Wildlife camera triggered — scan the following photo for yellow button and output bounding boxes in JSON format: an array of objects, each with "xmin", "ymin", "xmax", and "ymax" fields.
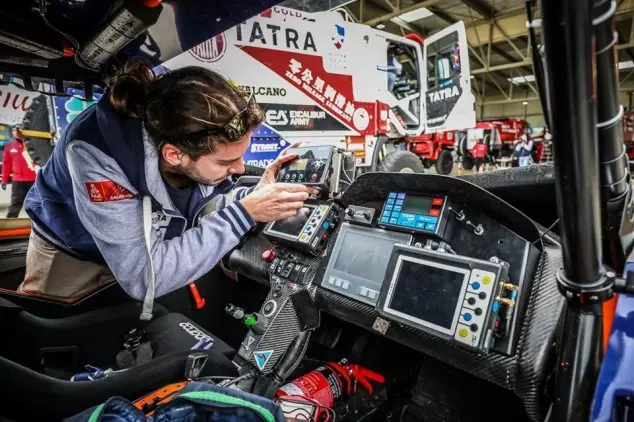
[
  {"xmin": 482, "ymin": 276, "xmax": 492, "ymax": 285},
  {"xmin": 459, "ymin": 328, "xmax": 468, "ymax": 338}
]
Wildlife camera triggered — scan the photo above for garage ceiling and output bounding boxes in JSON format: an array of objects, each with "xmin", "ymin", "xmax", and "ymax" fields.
[{"xmin": 338, "ymin": 0, "xmax": 634, "ymax": 105}]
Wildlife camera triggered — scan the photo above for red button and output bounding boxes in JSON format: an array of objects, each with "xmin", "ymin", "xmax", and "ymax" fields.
[
  {"xmin": 430, "ymin": 209, "xmax": 440, "ymax": 217},
  {"xmin": 495, "ymin": 320, "xmax": 500, "ymax": 328},
  {"xmin": 261, "ymin": 249, "xmax": 276, "ymax": 262},
  {"xmin": 432, "ymin": 198, "xmax": 444, "ymax": 206}
]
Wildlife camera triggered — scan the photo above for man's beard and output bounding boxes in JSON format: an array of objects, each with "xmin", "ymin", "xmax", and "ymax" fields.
[{"xmin": 174, "ymin": 162, "xmax": 224, "ymax": 186}]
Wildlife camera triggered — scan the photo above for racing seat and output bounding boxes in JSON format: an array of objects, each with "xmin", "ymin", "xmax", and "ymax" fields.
[{"xmin": 0, "ymin": 298, "xmax": 238, "ymax": 421}]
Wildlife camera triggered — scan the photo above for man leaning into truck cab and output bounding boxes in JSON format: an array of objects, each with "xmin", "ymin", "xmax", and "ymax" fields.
[{"xmin": 18, "ymin": 62, "xmax": 314, "ymax": 316}]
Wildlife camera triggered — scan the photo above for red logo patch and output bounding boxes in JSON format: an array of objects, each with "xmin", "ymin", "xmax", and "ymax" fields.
[
  {"xmin": 85, "ymin": 181, "xmax": 135, "ymax": 203},
  {"xmin": 189, "ymin": 34, "xmax": 226, "ymax": 63}
]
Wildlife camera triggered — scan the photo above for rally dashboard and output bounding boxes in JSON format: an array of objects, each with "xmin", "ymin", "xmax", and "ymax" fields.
[{"xmin": 226, "ymin": 168, "xmax": 563, "ymax": 421}]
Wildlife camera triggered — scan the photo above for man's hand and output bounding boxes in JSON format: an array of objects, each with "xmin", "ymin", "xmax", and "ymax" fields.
[
  {"xmin": 240, "ymin": 183, "xmax": 316, "ymax": 222},
  {"xmin": 1, "ymin": 184, "xmax": 5, "ymax": 191},
  {"xmin": 256, "ymin": 142, "xmax": 301, "ymax": 188}
]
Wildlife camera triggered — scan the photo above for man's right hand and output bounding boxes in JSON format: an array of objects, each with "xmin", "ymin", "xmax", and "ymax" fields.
[
  {"xmin": 1, "ymin": 184, "xmax": 5, "ymax": 191},
  {"xmin": 240, "ymin": 183, "xmax": 317, "ymax": 222}
]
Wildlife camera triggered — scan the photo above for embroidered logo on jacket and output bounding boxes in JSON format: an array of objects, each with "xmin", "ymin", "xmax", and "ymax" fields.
[{"xmin": 85, "ymin": 181, "xmax": 135, "ymax": 203}]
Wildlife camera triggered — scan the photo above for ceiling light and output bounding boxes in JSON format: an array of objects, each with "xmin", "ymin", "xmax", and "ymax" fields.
[
  {"xmin": 522, "ymin": 101, "xmax": 529, "ymax": 105},
  {"xmin": 376, "ymin": 23, "xmax": 386, "ymax": 29},
  {"xmin": 397, "ymin": 7, "xmax": 434, "ymax": 23}
]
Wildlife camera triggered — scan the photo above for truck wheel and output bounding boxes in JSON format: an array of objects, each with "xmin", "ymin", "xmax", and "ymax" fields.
[
  {"xmin": 462, "ymin": 156, "xmax": 474, "ymax": 170},
  {"xmin": 22, "ymin": 95, "xmax": 54, "ymax": 167},
  {"xmin": 435, "ymin": 149, "xmax": 453, "ymax": 175},
  {"xmin": 379, "ymin": 150, "xmax": 425, "ymax": 173}
]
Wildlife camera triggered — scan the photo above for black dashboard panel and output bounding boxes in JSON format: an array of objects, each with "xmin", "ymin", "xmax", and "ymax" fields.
[{"xmin": 227, "ymin": 171, "xmax": 563, "ymax": 422}]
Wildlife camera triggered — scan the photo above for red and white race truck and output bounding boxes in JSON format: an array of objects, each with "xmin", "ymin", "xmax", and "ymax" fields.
[{"xmin": 159, "ymin": 5, "xmax": 476, "ymax": 175}]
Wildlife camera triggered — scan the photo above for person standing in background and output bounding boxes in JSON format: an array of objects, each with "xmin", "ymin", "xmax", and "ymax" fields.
[
  {"xmin": 471, "ymin": 138, "xmax": 488, "ymax": 173},
  {"xmin": 518, "ymin": 134, "xmax": 534, "ymax": 167},
  {"xmin": 1, "ymin": 124, "xmax": 37, "ymax": 218}
]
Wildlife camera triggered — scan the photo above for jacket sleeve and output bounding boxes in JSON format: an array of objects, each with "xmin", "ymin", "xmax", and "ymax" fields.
[
  {"xmin": 65, "ymin": 141, "xmax": 256, "ymax": 301},
  {"xmin": 1, "ymin": 143, "xmax": 12, "ymax": 184}
]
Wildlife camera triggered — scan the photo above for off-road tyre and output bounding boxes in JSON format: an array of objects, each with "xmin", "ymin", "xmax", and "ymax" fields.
[
  {"xmin": 378, "ymin": 150, "xmax": 425, "ymax": 173},
  {"xmin": 435, "ymin": 149, "xmax": 454, "ymax": 175},
  {"xmin": 22, "ymin": 95, "xmax": 53, "ymax": 167},
  {"xmin": 462, "ymin": 156, "xmax": 474, "ymax": 170}
]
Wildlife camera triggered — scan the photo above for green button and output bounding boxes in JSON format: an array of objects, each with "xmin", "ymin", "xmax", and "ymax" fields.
[
  {"xmin": 245, "ymin": 315, "xmax": 256, "ymax": 326},
  {"xmin": 459, "ymin": 328, "xmax": 468, "ymax": 338}
]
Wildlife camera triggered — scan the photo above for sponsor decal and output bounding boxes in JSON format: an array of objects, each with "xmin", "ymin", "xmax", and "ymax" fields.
[
  {"xmin": 0, "ymin": 84, "xmax": 33, "ymax": 124},
  {"xmin": 179, "ymin": 322, "xmax": 215, "ymax": 344},
  {"xmin": 189, "ymin": 34, "xmax": 227, "ymax": 62},
  {"xmin": 332, "ymin": 25, "xmax": 345, "ymax": 49},
  {"xmin": 261, "ymin": 103, "xmax": 348, "ymax": 131},
  {"xmin": 85, "ymin": 181, "xmax": 135, "ymax": 203},
  {"xmin": 241, "ymin": 85, "xmax": 287, "ymax": 97},
  {"xmin": 237, "ymin": 46, "xmax": 375, "ymax": 134},
  {"xmin": 254, "ymin": 350, "xmax": 274, "ymax": 370},
  {"xmin": 236, "ymin": 21, "xmax": 317, "ymax": 52}
]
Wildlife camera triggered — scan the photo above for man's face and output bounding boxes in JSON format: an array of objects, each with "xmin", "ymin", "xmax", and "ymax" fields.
[{"xmin": 170, "ymin": 134, "xmax": 251, "ymax": 186}]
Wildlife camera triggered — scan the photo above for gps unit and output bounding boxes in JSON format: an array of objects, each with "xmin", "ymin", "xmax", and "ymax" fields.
[
  {"xmin": 376, "ymin": 244, "xmax": 508, "ymax": 353},
  {"xmin": 263, "ymin": 200, "xmax": 339, "ymax": 255},
  {"xmin": 378, "ymin": 192, "xmax": 449, "ymax": 235},
  {"xmin": 276, "ymin": 146, "xmax": 334, "ymax": 189},
  {"xmin": 320, "ymin": 223, "xmax": 413, "ymax": 306}
]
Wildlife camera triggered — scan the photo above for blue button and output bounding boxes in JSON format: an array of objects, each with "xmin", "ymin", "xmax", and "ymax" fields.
[
  {"xmin": 389, "ymin": 218, "xmax": 398, "ymax": 224},
  {"xmin": 492, "ymin": 301, "xmax": 500, "ymax": 312},
  {"xmin": 472, "ymin": 281, "xmax": 481, "ymax": 290},
  {"xmin": 383, "ymin": 211, "xmax": 391, "ymax": 218},
  {"xmin": 385, "ymin": 204, "xmax": 393, "ymax": 211},
  {"xmin": 323, "ymin": 222, "xmax": 329, "ymax": 229},
  {"xmin": 396, "ymin": 199, "xmax": 404, "ymax": 206},
  {"xmin": 381, "ymin": 217, "xmax": 389, "ymax": 223},
  {"xmin": 388, "ymin": 193, "xmax": 397, "ymax": 198},
  {"xmin": 305, "ymin": 226, "xmax": 312, "ymax": 231},
  {"xmin": 387, "ymin": 198, "xmax": 395, "ymax": 205},
  {"xmin": 463, "ymin": 313, "xmax": 472, "ymax": 322},
  {"xmin": 425, "ymin": 223, "xmax": 436, "ymax": 231},
  {"xmin": 397, "ymin": 193, "xmax": 406, "ymax": 199},
  {"xmin": 415, "ymin": 222, "xmax": 425, "ymax": 229},
  {"xmin": 394, "ymin": 206, "xmax": 402, "ymax": 212},
  {"xmin": 511, "ymin": 290, "xmax": 518, "ymax": 301},
  {"xmin": 392, "ymin": 212, "xmax": 401, "ymax": 219},
  {"xmin": 315, "ymin": 210, "xmax": 321, "ymax": 216}
]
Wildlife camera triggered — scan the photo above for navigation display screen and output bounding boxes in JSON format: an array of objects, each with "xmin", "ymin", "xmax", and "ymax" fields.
[
  {"xmin": 333, "ymin": 231, "xmax": 398, "ymax": 282},
  {"xmin": 386, "ymin": 257, "xmax": 468, "ymax": 333},
  {"xmin": 379, "ymin": 192, "xmax": 445, "ymax": 233},
  {"xmin": 277, "ymin": 146, "xmax": 333, "ymax": 185},
  {"xmin": 268, "ymin": 207, "xmax": 313, "ymax": 238},
  {"xmin": 322, "ymin": 223, "xmax": 412, "ymax": 306}
]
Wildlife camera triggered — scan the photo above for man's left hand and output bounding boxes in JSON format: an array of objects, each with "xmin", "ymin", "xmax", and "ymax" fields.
[{"xmin": 256, "ymin": 142, "xmax": 300, "ymax": 188}]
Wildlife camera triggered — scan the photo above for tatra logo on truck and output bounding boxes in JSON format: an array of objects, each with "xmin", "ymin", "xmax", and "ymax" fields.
[
  {"xmin": 427, "ymin": 85, "xmax": 460, "ymax": 103},
  {"xmin": 189, "ymin": 34, "xmax": 227, "ymax": 62},
  {"xmin": 236, "ymin": 21, "xmax": 317, "ymax": 52}
]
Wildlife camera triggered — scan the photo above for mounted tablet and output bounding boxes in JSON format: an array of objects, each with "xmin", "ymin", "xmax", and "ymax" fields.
[
  {"xmin": 376, "ymin": 244, "xmax": 509, "ymax": 353},
  {"xmin": 276, "ymin": 145, "xmax": 334, "ymax": 190}
]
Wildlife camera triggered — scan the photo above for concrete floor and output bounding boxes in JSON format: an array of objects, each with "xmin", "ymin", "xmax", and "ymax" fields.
[{"xmin": 0, "ymin": 184, "xmax": 28, "ymax": 219}]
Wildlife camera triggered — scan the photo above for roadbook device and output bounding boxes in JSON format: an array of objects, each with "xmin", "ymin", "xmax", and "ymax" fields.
[
  {"xmin": 276, "ymin": 146, "xmax": 335, "ymax": 190},
  {"xmin": 376, "ymin": 244, "xmax": 508, "ymax": 353},
  {"xmin": 263, "ymin": 200, "xmax": 339, "ymax": 255}
]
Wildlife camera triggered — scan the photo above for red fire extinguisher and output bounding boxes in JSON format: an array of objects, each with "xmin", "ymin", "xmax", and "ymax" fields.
[{"xmin": 276, "ymin": 359, "xmax": 384, "ymax": 411}]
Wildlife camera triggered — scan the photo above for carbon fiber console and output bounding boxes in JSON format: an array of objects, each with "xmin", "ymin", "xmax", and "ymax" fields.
[{"xmin": 227, "ymin": 171, "xmax": 563, "ymax": 422}]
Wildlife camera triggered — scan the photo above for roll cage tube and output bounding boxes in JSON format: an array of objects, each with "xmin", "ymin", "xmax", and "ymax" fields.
[{"xmin": 538, "ymin": 0, "xmax": 634, "ymax": 419}]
